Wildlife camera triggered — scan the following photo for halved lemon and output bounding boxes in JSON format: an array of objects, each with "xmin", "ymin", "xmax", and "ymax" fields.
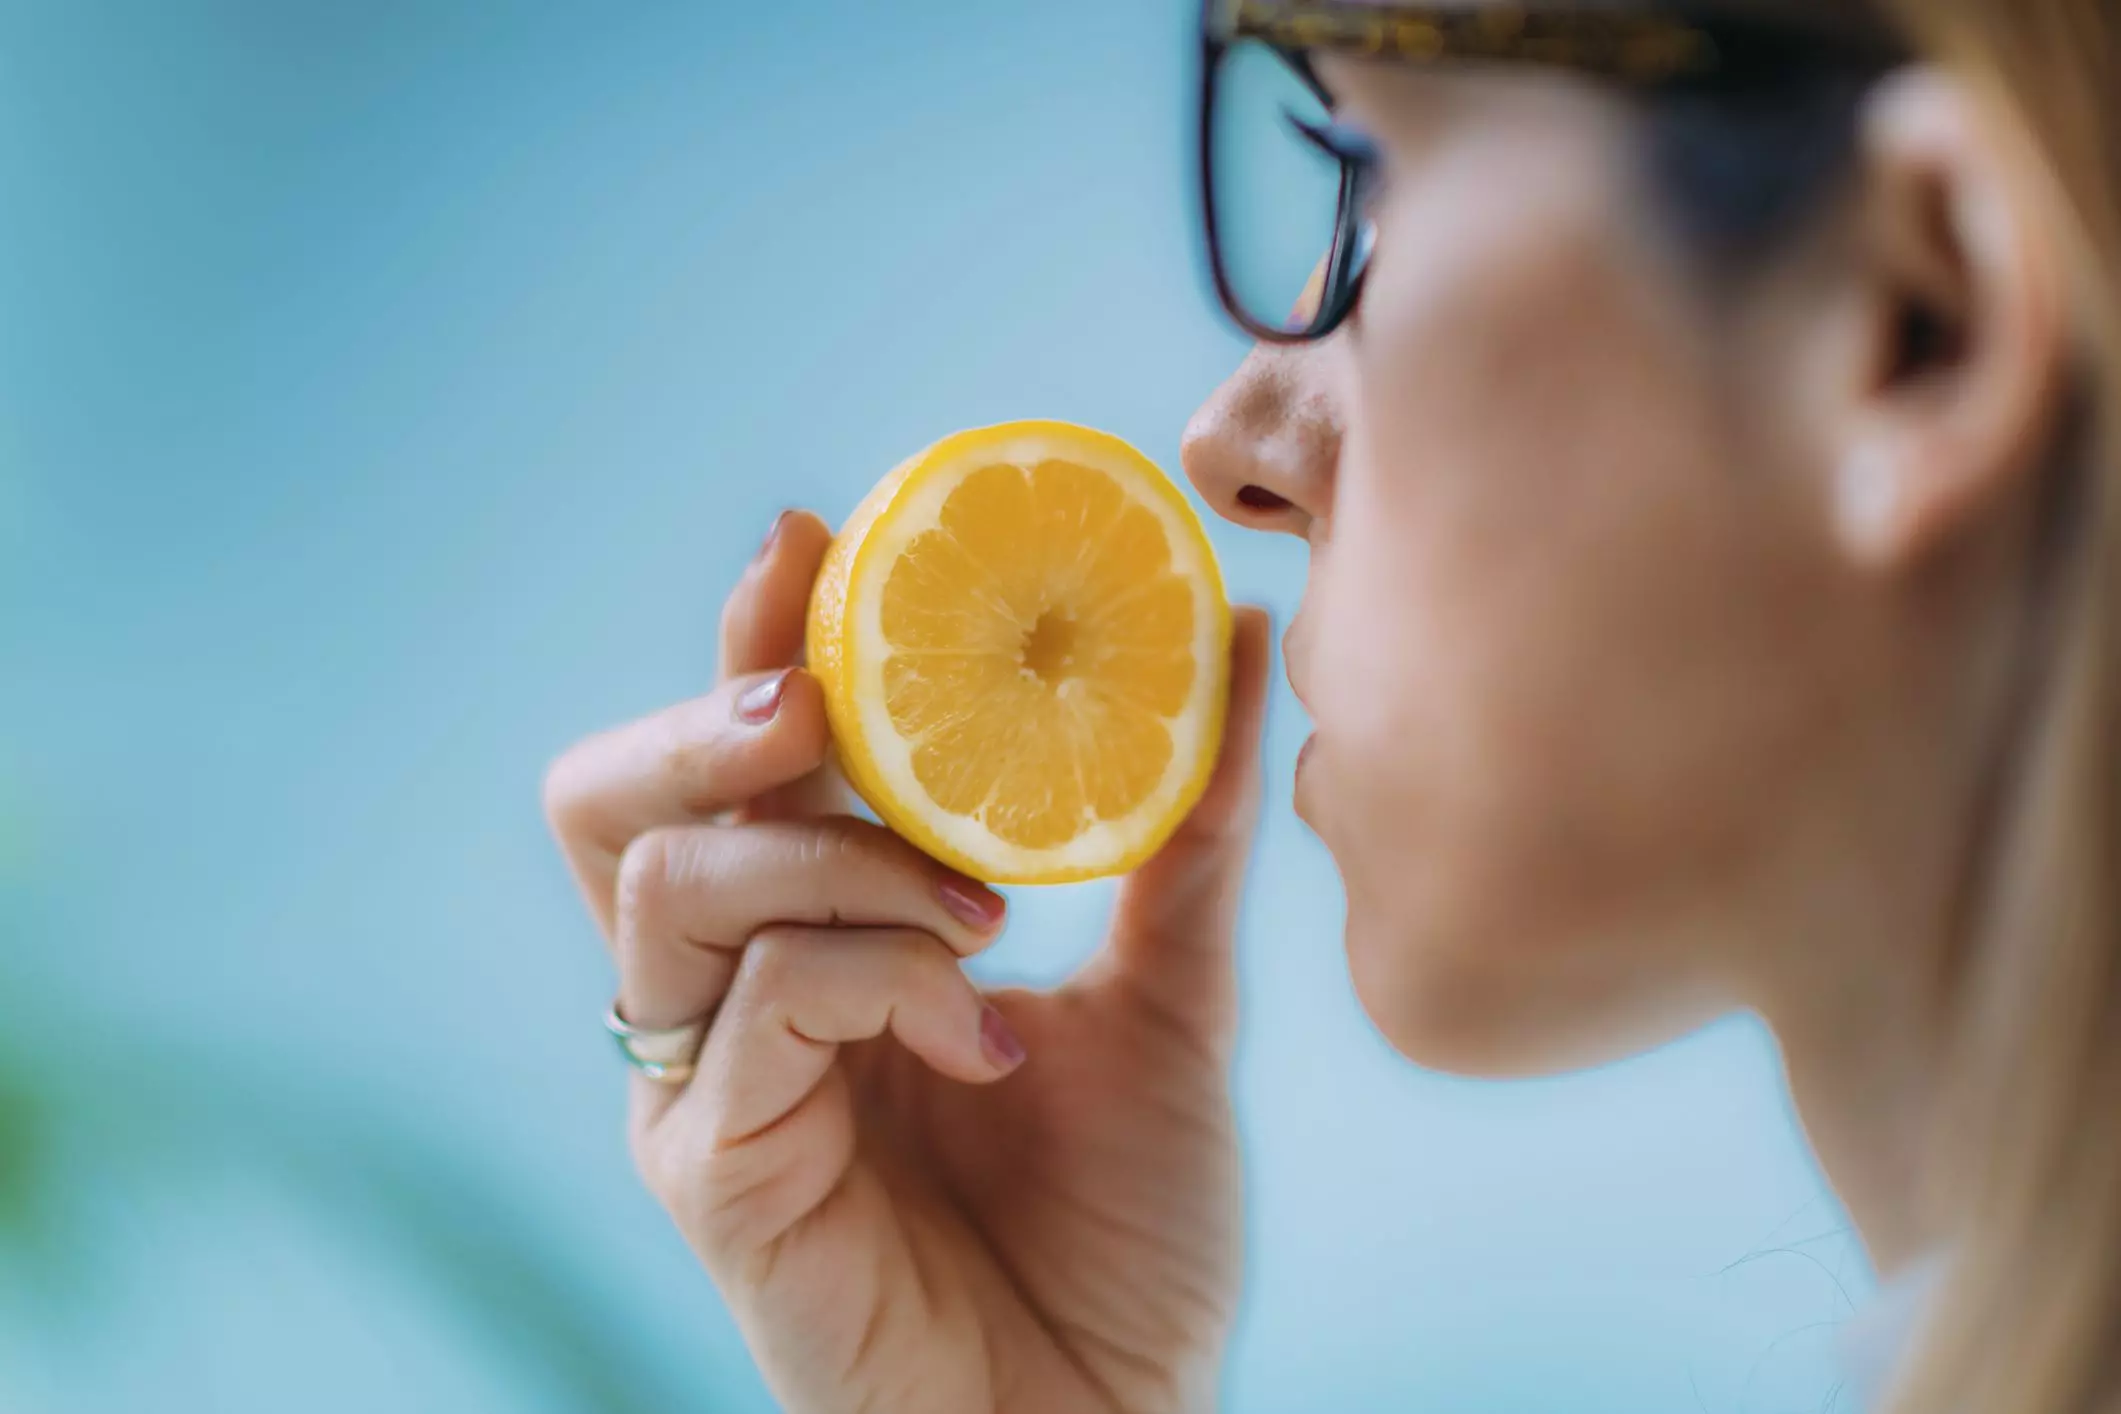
[{"xmin": 806, "ymin": 420, "xmax": 1230, "ymax": 885}]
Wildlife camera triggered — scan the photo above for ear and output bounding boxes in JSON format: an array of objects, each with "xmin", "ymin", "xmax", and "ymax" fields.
[{"xmin": 1826, "ymin": 69, "xmax": 2069, "ymax": 571}]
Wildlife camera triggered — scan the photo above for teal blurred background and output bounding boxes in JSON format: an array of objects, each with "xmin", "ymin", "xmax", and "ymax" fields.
[{"xmin": 1, "ymin": 2, "xmax": 1872, "ymax": 1409}]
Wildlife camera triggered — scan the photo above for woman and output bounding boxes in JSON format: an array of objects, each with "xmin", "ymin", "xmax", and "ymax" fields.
[{"xmin": 544, "ymin": 1, "xmax": 2121, "ymax": 1410}]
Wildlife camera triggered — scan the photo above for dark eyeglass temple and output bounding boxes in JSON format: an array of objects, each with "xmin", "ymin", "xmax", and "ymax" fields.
[{"xmin": 1219, "ymin": 2, "xmax": 1907, "ymax": 85}]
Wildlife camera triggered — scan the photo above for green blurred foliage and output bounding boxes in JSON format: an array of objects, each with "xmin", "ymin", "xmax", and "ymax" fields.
[
  {"xmin": 0, "ymin": 794, "xmax": 705, "ymax": 1413},
  {"xmin": 0, "ymin": 1061, "xmax": 47, "ymax": 1253}
]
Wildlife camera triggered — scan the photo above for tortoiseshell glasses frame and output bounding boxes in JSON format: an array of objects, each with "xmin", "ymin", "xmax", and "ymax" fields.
[{"xmin": 1197, "ymin": 0, "xmax": 1908, "ymax": 344}]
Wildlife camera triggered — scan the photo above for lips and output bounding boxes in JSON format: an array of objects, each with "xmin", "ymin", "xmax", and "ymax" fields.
[
  {"xmin": 1292, "ymin": 732, "xmax": 1322, "ymax": 831},
  {"xmin": 1281, "ymin": 616, "xmax": 1315, "ymax": 716},
  {"xmin": 1283, "ymin": 617, "xmax": 1324, "ymax": 827}
]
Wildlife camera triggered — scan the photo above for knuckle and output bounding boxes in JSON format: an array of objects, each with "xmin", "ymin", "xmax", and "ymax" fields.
[
  {"xmin": 804, "ymin": 819, "xmax": 865, "ymax": 875},
  {"xmin": 663, "ymin": 826, "xmax": 733, "ymax": 905},
  {"xmin": 812, "ymin": 823, "xmax": 926, "ymax": 927},
  {"xmin": 692, "ymin": 826, "xmax": 755, "ymax": 895},
  {"xmin": 810, "ymin": 816, "xmax": 909, "ymax": 886},
  {"xmin": 655, "ymin": 705, "xmax": 729, "ymax": 818},
  {"xmin": 891, "ymin": 931, "xmax": 954, "ymax": 994},
  {"xmin": 540, "ymin": 746, "xmax": 594, "ymax": 843},
  {"xmin": 613, "ymin": 828, "xmax": 678, "ymax": 937},
  {"xmin": 737, "ymin": 925, "xmax": 809, "ymax": 993}
]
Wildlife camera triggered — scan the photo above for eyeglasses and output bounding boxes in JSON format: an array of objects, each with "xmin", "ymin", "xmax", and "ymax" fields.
[{"xmin": 1196, "ymin": 1, "xmax": 1908, "ymax": 345}]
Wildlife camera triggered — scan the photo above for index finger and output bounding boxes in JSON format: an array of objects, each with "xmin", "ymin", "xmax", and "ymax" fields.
[{"xmin": 546, "ymin": 507, "xmax": 837, "ymax": 934}]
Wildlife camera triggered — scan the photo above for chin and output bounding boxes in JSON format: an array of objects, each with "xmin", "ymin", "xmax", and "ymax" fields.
[
  {"xmin": 1346, "ymin": 908, "xmax": 1521, "ymax": 1078},
  {"xmin": 1341, "ymin": 903, "xmax": 1642, "ymax": 1081}
]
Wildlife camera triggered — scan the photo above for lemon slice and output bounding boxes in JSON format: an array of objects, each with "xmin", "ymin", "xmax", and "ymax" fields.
[{"xmin": 806, "ymin": 420, "xmax": 1230, "ymax": 885}]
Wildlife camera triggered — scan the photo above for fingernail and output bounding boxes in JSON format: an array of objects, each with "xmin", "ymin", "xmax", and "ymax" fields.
[
  {"xmin": 979, "ymin": 1004, "xmax": 1027, "ymax": 1071},
  {"xmin": 734, "ymin": 670, "xmax": 791, "ymax": 725},
  {"xmin": 938, "ymin": 875, "xmax": 1006, "ymax": 931},
  {"xmin": 757, "ymin": 510, "xmax": 795, "ymax": 561}
]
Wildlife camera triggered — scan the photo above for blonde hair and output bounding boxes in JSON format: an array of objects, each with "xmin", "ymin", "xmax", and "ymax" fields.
[{"xmin": 1872, "ymin": 3, "xmax": 2121, "ymax": 1411}]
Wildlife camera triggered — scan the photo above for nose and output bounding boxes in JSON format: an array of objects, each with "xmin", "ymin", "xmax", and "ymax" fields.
[{"xmin": 1180, "ymin": 340, "xmax": 1343, "ymax": 538}]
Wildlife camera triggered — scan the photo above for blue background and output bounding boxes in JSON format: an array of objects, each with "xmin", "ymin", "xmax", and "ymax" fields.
[{"xmin": 1, "ymin": 2, "xmax": 1870, "ymax": 1410}]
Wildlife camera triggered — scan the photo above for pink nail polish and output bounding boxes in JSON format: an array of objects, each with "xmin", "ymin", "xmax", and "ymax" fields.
[
  {"xmin": 734, "ymin": 670, "xmax": 791, "ymax": 725},
  {"xmin": 980, "ymin": 1005, "xmax": 1027, "ymax": 1071},
  {"xmin": 938, "ymin": 875, "xmax": 1005, "ymax": 931}
]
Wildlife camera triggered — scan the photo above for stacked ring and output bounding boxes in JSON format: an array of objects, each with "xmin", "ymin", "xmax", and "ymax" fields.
[{"xmin": 604, "ymin": 1005, "xmax": 711, "ymax": 1086}]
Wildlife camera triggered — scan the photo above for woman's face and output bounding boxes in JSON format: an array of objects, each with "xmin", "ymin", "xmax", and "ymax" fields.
[{"xmin": 1184, "ymin": 58, "xmax": 1881, "ymax": 1076}]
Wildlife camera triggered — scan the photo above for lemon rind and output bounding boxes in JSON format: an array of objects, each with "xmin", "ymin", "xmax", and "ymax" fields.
[{"xmin": 833, "ymin": 421, "xmax": 1230, "ymax": 885}]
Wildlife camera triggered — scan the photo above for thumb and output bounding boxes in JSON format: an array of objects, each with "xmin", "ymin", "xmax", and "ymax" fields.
[{"xmin": 1099, "ymin": 604, "xmax": 1274, "ymax": 1042}]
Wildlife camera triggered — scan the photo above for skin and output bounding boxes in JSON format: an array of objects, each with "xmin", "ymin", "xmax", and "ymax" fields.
[{"xmin": 545, "ymin": 36, "xmax": 2071, "ymax": 1414}]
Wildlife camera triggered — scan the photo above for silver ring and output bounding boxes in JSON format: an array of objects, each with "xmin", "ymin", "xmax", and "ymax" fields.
[{"xmin": 604, "ymin": 1004, "xmax": 709, "ymax": 1086}]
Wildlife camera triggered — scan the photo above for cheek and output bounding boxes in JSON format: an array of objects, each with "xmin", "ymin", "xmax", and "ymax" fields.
[
  {"xmin": 1299, "ymin": 142, "xmax": 1840, "ymax": 1065},
  {"xmin": 1310, "ymin": 159, "xmax": 1713, "ymax": 918}
]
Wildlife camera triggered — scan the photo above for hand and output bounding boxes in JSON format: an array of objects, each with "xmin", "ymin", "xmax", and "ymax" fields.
[{"xmin": 544, "ymin": 510, "xmax": 1273, "ymax": 1414}]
